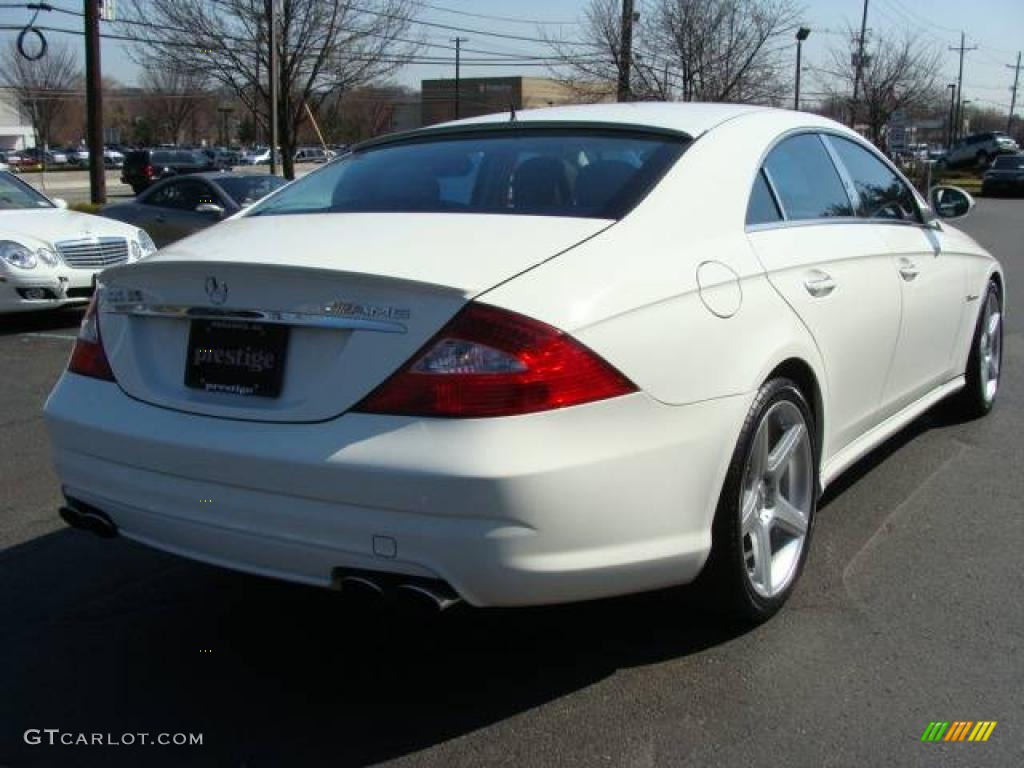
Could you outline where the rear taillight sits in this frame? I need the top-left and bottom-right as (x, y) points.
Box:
(143, 164), (155, 179)
(68, 293), (115, 382)
(354, 303), (636, 418)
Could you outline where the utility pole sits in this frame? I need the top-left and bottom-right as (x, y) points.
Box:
(1008, 52), (1022, 134)
(268, 0), (279, 176)
(617, 0), (636, 102)
(451, 37), (467, 119)
(851, 0), (869, 126)
(949, 32), (977, 144)
(84, 0), (105, 203)
(946, 83), (957, 149)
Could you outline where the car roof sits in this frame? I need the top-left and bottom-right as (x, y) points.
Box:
(358, 101), (847, 150)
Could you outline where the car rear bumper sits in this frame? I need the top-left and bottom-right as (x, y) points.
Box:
(44, 374), (749, 606)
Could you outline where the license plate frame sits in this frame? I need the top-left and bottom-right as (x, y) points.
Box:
(184, 319), (289, 398)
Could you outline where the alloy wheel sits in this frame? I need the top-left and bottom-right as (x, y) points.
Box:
(979, 290), (1002, 404)
(740, 400), (814, 599)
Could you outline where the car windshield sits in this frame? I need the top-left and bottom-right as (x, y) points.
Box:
(993, 155), (1024, 169)
(217, 176), (288, 206)
(0, 172), (54, 209)
(248, 129), (688, 220)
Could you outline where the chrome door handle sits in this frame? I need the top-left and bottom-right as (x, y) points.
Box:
(898, 259), (919, 281)
(803, 271), (836, 297)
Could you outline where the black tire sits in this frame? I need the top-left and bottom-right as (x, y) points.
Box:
(699, 378), (818, 624)
(949, 279), (1003, 419)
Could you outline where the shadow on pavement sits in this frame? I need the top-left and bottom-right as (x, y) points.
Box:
(0, 526), (744, 767)
(0, 308), (84, 337)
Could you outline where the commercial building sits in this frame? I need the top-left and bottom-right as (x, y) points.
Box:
(421, 76), (600, 126)
(0, 88), (35, 150)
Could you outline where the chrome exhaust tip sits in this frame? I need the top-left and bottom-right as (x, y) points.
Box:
(337, 574), (385, 596)
(396, 582), (463, 612)
(59, 501), (118, 539)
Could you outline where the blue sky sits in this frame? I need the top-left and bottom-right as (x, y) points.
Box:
(1, 0), (1021, 113)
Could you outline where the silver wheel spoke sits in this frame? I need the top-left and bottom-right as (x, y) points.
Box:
(740, 488), (759, 531)
(767, 423), (805, 479)
(987, 311), (1000, 338)
(749, 424), (769, 480)
(772, 497), (808, 537)
(751, 522), (772, 593)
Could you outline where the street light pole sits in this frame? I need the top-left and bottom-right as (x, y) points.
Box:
(794, 27), (811, 111)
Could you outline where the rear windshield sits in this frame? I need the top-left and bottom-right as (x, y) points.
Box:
(248, 129), (688, 220)
(993, 155), (1024, 169)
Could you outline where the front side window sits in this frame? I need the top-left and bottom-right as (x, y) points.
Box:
(248, 129), (689, 220)
(762, 134), (854, 221)
(828, 136), (921, 222)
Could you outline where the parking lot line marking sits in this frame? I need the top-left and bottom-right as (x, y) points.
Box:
(21, 332), (78, 341)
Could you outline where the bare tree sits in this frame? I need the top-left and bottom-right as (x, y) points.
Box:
(140, 68), (210, 145)
(0, 41), (81, 155)
(119, 0), (420, 178)
(548, 0), (802, 104)
(823, 27), (943, 143)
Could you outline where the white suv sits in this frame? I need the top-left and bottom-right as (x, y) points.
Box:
(943, 131), (1020, 169)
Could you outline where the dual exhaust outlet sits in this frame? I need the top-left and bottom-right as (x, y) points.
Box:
(333, 570), (463, 612)
(59, 497), (462, 613)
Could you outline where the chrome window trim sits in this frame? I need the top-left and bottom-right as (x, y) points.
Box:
(818, 133), (863, 213)
(103, 303), (408, 334)
(745, 126), (934, 234)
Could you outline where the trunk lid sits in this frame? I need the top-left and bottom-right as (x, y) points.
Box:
(97, 213), (609, 422)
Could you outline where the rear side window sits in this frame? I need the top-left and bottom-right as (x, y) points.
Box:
(827, 136), (921, 222)
(763, 134), (854, 221)
(248, 129), (689, 220)
(746, 169), (782, 225)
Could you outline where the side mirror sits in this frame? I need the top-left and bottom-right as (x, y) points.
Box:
(195, 203), (225, 218)
(928, 185), (974, 221)
(53, 197), (68, 209)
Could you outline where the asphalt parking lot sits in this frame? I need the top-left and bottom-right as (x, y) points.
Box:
(1, 200), (1021, 767)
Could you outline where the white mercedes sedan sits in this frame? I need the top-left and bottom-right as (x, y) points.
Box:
(0, 171), (157, 313)
(44, 104), (1004, 622)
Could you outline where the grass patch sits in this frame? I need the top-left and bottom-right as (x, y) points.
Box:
(69, 202), (103, 215)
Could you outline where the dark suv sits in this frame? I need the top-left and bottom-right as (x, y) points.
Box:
(121, 149), (210, 194)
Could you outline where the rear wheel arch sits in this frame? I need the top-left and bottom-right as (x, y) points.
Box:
(765, 358), (824, 469)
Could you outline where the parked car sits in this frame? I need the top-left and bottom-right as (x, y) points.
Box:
(197, 148), (234, 171)
(102, 172), (287, 246)
(44, 104), (1003, 623)
(121, 149), (210, 194)
(294, 147), (331, 164)
(18, 147), (68, 167)
(104, 148), (125, 169)
(981, 153), (1024, 196)
(0, 170), (156, 313)
(64, 147), (89, 167)
(942, 131), (1019, 169)
(243, 147), (280, 165)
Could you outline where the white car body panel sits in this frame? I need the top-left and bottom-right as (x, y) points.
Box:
(1, 206), (149, 313)
(43, 103), (1003, 606)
